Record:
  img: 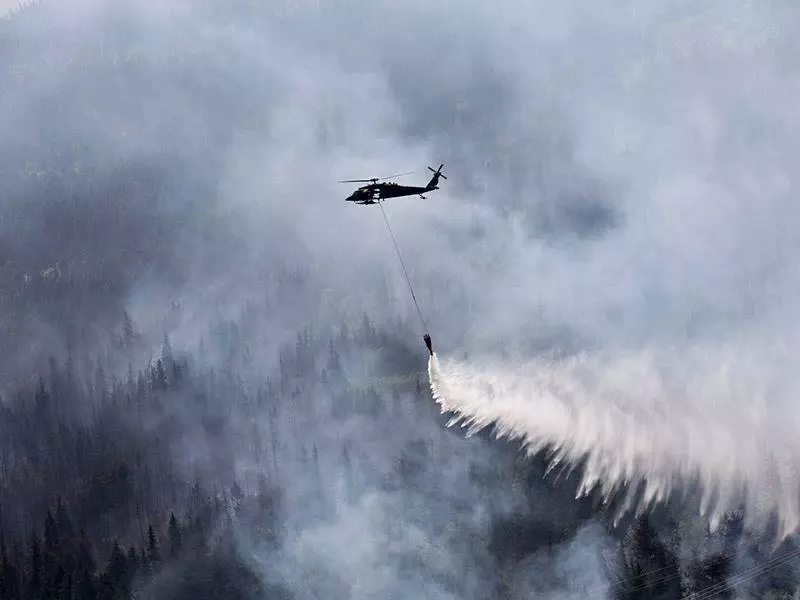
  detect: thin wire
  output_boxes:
[688,545,800,600]
[378,199,429,333]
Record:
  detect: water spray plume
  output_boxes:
[427,343,800,541]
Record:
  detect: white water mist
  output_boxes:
[428,339,800,541]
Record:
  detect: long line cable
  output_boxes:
[378,199,429,334]
[689,544,800,600]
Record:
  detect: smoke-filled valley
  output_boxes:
[2,0,800,598]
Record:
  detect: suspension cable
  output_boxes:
[377,199,429,334]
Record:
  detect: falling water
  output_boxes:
[428,343,800,540]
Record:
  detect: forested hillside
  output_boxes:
[1,306,798,598]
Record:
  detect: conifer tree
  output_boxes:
[168,513,182,560]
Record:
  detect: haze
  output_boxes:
[2,0,800,598]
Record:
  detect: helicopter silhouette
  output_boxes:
[339,164,446,205]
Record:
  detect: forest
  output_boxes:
[1,305,798,598]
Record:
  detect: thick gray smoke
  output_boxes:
[4,0,800,595]
[417,0,800,544]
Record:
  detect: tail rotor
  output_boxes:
[425,164,446,190]
[427,164,447,180]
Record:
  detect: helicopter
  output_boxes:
[339,164,446,205]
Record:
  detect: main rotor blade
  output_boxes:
[377,171,415,181]
[338,171,414,183]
